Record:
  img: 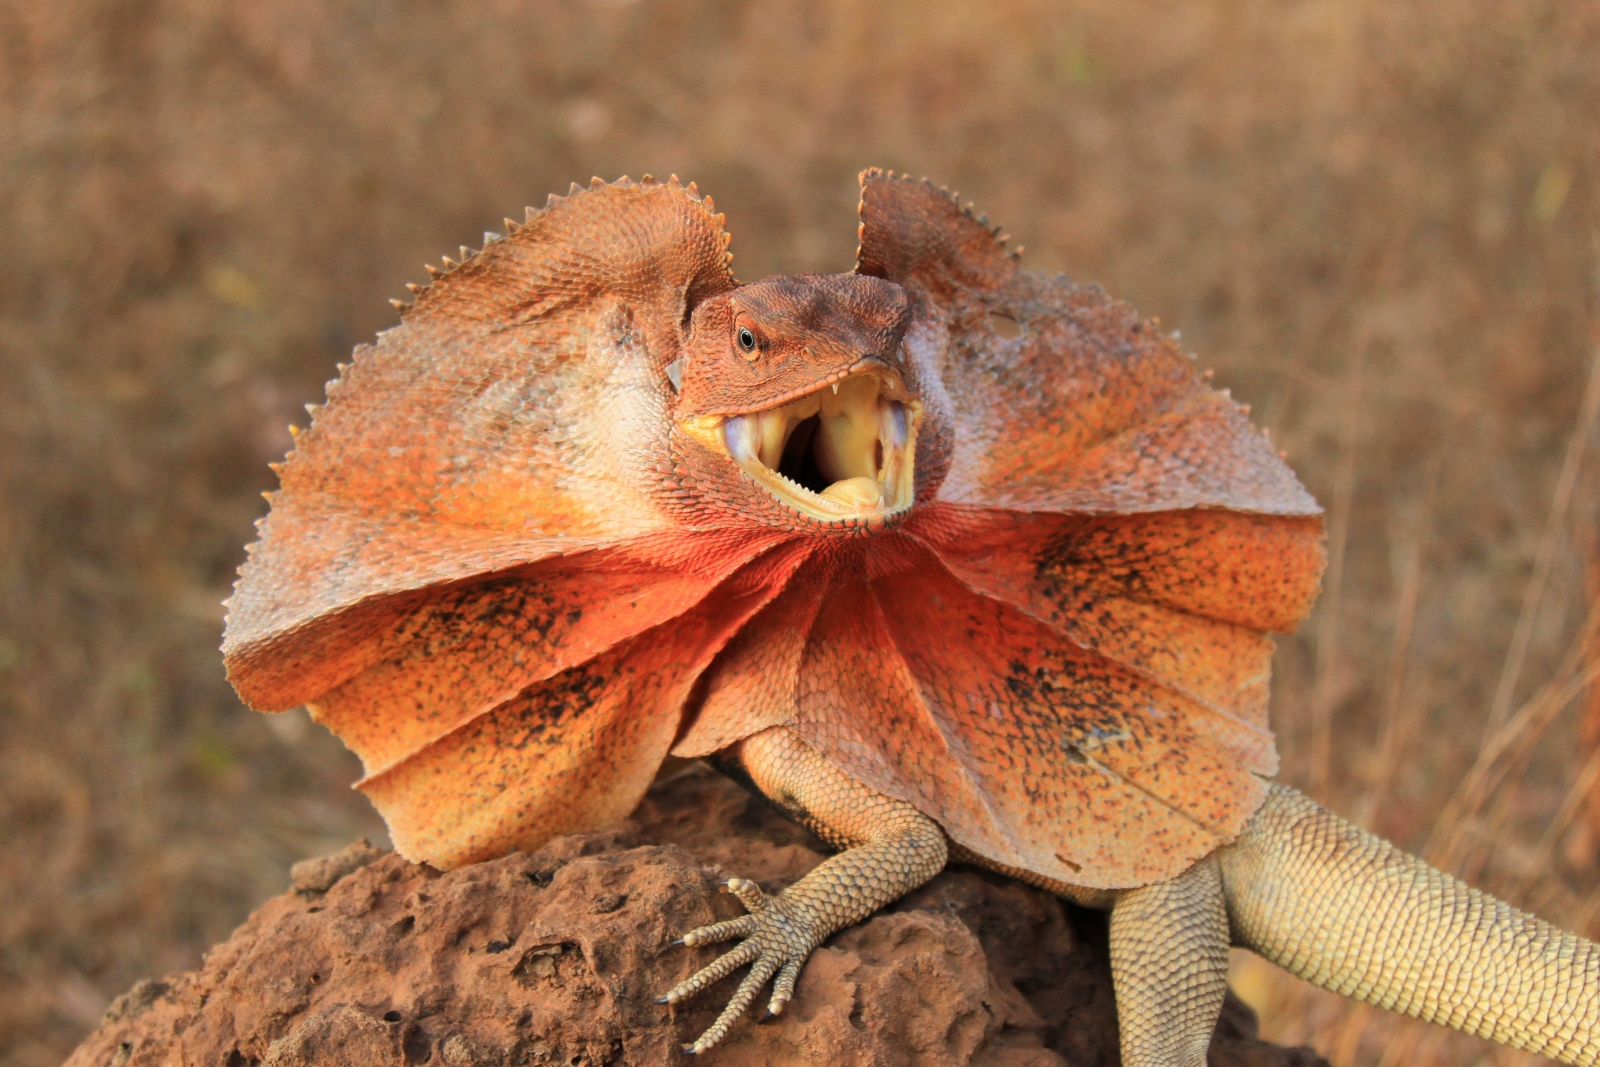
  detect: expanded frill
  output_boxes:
[222,170,1323,888]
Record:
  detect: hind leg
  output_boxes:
[1109,855,1230,1067]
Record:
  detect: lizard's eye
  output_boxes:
[737,326,758,357]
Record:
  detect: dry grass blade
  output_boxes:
[1328,1002,1372,1067]
[1309,334,1367,800]
[1582,508,1600,848]
[1525,745,1600,880]
[1481,335,1600,742]
[1353,452,1439,830]
[7,4,1600,1064]
[1425,219,1600,867]
[1427,626,1600,869]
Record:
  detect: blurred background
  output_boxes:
[3,1,1599,1063]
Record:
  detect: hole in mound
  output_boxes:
[989,311,1024,338]
[402,1024,433,1065]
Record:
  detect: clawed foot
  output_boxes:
[657,876,822,1054]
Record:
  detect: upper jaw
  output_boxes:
[680,368,919,524]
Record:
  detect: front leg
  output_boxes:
[659,726,949,1054]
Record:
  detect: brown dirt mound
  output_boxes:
[65,768,1325,1067]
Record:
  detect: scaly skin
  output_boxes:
[1108,855,1230,1067]
[1221,786,1599,1065]
[669,729,1600,1065]
[222,170,1600,1063]
[661,727,947,1054]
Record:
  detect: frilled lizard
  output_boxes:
[223,171,1600,1065]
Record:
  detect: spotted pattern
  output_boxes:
[311,531,782,778]
[225,172,1326,885]
[360,541,812,869]
[780,547,1270,887]
[905,504,1323,724]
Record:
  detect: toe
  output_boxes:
[680,913,759,948]
[724,877,769,913]
[685,952,785,1053]
[656,869,832,1053]
[767,957,803,1016]
[663,938,761,1004]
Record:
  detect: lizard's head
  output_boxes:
[673,273,920,526]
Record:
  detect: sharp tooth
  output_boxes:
[874,400,910,500]
[820,477,881,508]
[819,372,877,418]
[815,380,881,482]
[723,415,760,462]
[881,401,908,448]
[758,410,788,469]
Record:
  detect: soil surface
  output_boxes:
[66,767,1326,1067]
[11,5,1600,1064]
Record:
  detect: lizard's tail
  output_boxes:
[1218,784,1600,1066]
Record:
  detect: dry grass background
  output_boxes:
[3,1,1599,1064]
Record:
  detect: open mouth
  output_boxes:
[683,371,918,523]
